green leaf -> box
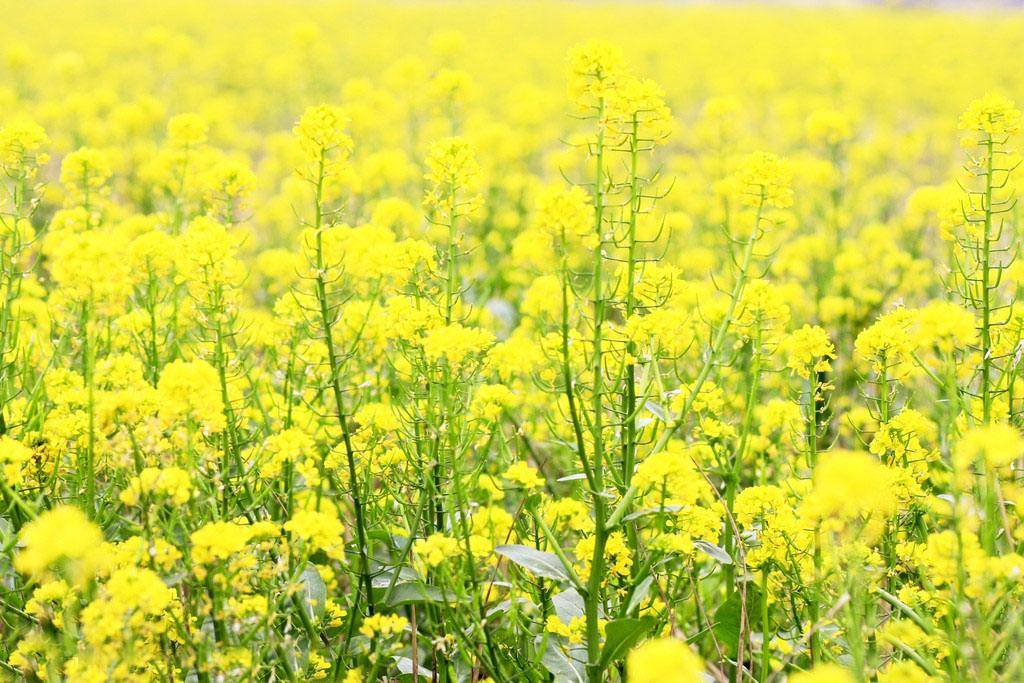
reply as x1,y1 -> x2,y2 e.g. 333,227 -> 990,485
371,567 -> 419,588
486,596 -> 533,617
540,637 -> 587,683
622,505 -> 681,522
495,544 -> 569,581
551,588 -> 585,622
598,617 -> 657,669
712,584 -> 762,657
644,400 -> 668,422
384,582 -> 452,606
298,564 -> 327,620
625,575 -> 654,615
694,540 -> 733,565
394,656 -> 433,680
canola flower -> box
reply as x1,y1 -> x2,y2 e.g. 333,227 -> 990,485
1,2 -> 1024,682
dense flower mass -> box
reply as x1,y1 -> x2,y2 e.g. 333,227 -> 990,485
2,2 -> 1024,682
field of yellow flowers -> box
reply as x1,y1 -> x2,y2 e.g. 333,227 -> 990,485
3,1 -> 1024,681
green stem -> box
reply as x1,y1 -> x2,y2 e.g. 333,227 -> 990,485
585,91 -> 608,683
311,150 -> 375,623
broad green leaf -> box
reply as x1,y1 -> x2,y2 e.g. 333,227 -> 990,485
623,505 -> 681,522
694,540 -> 733,565
371,567 -> 419,588
486,596 -> 534,617
540,637 -> 586,683
644,400 -> 668,421
712,585 -> 762,657
299,564 -> 327,620
551,587 -> 585,622
384,581 -> 451,606
598,617 -> 657,669
394,656 -> 433,680
495,544 -> 569,581
625,575 -> 655,615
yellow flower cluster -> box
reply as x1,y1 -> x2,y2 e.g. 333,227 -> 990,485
189,519 -> 279,566
13,506 -> 104,583
733,151 -> 794,209
958,92 -> 1022,138
1,3 -> 1023,682
0,436 -> 33,486
118,466 -> 192,506
359,613 -> 408,639
802,450 -> 899,540
413,532 -> 461,568
502,460 -> 545,490
626,637 -> 704,683
284,508 -> 346,561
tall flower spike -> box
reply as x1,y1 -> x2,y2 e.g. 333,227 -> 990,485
566,39 -> 625,111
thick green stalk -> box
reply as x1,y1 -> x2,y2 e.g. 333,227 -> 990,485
980,136 -> 995,425
212,305 -> 242,517
585,93 -> 609,682
432,195 -> 460,534
621,116 -> 640,490
725,325 -> 763,594
560,236 -> 595,491
83,299 -> 96,515
760,568 -> 771,682
310,151 -> 375,621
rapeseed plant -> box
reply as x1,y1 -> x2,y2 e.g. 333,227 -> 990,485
1,2 -> 1024,682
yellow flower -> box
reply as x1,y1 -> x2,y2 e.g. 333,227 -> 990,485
534,183 -> 592,247
190,520 -> 279,566
470,383 -> 516,421
14,506 -> 104,583
502,461 -> 545,490
789,663 -> 854,683
420,323 -> 494,366
119,467 -> 192,506
167,112 -> 208,147
537,499 -> 588,537
575,531 -> 631,582
59,147 -> 112,202
0,436 -> 33,487
258,427 -> 317,479
177,215 -> 246,298
607,74 -> 673,142
854,308 -> 916,376
626,637 -> 704,683
156,359 -> 226,433
912,301 -> 976,354
566,40 -> 624,109
359,613 -> 408,639
634,440 -> 712,507
806,108 -> 854,147
423,136 -> 482,217
782,325 -> 835,378
80,565 -> 176,646
733,151 -> 793,209
959,92 -> 1022,138
545,614 -> 587,644
954,423 -> 1024,470
877,661 -> 936,683
0,118 -> 49,177
294,104 -> 353,159
285,508 -> 346,561
413,532 -> 461,568
802,450 -> 899,539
